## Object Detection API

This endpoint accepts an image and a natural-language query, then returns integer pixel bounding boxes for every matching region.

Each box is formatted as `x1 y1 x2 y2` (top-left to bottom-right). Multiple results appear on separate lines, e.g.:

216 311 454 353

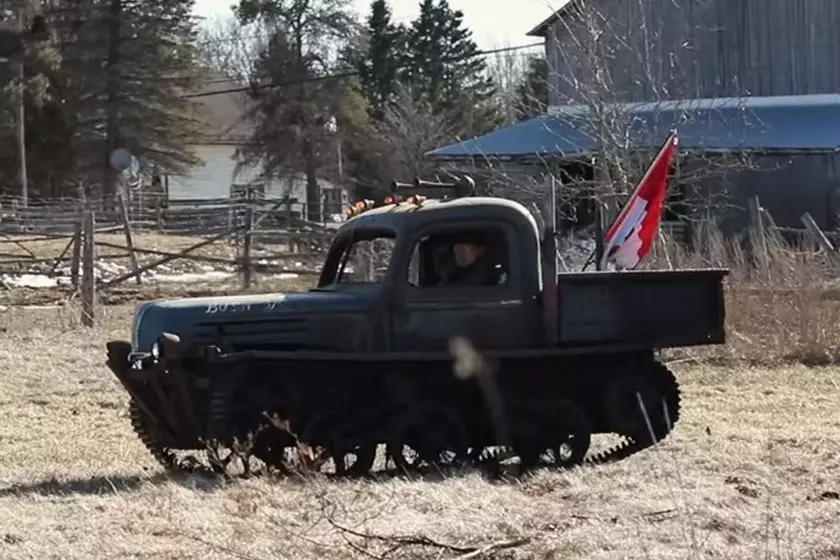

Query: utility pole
1 11 48 206
15 10 27 207
104 0 122 205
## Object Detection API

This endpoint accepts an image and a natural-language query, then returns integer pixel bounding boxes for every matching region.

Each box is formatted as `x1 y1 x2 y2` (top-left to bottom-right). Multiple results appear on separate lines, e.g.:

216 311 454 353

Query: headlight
152 332 182 363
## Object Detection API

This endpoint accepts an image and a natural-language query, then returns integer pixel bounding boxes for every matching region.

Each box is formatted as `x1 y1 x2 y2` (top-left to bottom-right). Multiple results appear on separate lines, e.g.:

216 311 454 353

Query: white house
164 75 349 220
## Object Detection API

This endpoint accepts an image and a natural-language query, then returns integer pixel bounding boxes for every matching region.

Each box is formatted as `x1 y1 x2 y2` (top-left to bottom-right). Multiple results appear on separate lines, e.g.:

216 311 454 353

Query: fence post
594 200 607 270
117 180 141 284
800 212 835 253
284 195 293 226
284 196 296 254
80 210 96 327
71 218 82 288
241 188 254 290
748 195 768 277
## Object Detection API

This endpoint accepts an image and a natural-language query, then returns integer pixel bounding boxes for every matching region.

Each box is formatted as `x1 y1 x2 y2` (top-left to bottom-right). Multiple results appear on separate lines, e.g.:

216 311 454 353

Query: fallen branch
323 509 531 559
452 538 533 559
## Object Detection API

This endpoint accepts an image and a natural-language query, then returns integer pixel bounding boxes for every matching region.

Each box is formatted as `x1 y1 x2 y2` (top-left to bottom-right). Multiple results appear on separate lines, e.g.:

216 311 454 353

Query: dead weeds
650 224 840 366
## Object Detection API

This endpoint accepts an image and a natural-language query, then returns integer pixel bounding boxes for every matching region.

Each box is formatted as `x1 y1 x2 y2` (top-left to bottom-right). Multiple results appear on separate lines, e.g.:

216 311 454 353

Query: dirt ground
0 306 837 559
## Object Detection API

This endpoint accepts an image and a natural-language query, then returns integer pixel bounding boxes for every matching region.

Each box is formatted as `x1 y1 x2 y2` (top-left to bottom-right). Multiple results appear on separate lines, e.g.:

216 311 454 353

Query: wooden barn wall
676 152 840 235
545 0 840 105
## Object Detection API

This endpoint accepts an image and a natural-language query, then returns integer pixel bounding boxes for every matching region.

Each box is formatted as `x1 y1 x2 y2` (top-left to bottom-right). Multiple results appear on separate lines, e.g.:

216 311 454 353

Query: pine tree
355 0 406 121
234 0 355 221
1 0 205 198
400 0 500 136
101 0 205 197
0 4 62 197
515 55 548 121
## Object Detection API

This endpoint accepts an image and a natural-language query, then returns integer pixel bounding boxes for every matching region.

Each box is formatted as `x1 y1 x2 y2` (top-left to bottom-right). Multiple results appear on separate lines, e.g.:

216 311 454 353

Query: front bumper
106 339 211 450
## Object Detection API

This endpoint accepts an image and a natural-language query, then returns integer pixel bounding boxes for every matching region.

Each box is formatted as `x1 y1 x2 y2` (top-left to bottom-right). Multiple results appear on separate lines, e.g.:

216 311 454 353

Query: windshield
324 231 397 286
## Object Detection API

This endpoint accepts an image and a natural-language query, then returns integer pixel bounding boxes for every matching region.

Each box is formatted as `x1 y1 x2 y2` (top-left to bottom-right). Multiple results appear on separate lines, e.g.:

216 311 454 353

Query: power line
185 41 544 99
197 33 268 47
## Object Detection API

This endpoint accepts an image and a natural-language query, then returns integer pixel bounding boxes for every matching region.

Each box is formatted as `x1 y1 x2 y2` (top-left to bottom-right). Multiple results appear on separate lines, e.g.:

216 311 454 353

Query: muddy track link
129 398 222 475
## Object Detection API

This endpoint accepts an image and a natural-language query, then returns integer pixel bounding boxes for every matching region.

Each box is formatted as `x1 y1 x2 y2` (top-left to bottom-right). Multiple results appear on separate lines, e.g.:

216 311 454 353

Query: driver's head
452 233 486 268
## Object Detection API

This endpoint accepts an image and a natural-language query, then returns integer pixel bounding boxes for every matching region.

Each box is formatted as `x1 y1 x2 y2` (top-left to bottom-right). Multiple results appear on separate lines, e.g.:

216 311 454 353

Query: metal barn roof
527 0 577 37
427 94 840 160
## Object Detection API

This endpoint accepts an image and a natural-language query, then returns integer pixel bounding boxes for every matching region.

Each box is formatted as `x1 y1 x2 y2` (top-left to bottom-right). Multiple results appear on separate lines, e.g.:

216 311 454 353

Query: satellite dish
109 148 133 172
128 154 140 176
125 155 142 188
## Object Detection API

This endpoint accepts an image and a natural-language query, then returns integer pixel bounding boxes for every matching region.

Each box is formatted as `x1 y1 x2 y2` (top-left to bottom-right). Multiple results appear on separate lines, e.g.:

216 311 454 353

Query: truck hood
131 290 373 353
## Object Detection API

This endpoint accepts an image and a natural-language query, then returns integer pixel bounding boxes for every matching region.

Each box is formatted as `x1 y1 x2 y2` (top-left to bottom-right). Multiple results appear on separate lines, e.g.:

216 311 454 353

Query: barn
427 0 840 235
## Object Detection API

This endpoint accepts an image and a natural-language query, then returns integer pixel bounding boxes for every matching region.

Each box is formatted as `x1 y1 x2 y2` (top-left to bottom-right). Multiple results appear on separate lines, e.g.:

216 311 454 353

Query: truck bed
555 268 728 349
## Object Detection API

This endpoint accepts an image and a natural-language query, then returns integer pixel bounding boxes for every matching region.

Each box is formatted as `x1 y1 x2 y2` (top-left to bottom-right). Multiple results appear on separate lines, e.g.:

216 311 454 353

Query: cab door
389 220 538 352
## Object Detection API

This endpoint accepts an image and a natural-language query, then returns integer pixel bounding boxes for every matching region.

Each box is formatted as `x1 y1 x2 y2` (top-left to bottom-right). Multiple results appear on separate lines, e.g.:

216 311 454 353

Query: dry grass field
0 227 838 559
0 307 838 559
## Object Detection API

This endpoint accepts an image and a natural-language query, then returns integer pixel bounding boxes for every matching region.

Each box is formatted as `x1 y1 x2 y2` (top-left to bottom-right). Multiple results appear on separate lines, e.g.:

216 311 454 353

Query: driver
438 233 504 286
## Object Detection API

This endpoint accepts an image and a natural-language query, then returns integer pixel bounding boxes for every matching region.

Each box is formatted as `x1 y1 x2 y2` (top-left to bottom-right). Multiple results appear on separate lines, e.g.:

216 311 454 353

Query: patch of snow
146 271 235 283
1 273 62 288
0 304 63 310
556 233 597 272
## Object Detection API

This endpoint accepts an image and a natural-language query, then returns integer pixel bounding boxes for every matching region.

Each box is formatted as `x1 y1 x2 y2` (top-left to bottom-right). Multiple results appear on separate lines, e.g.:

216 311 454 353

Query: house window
406 226 510 288
230 183 265 200
322 187 345 216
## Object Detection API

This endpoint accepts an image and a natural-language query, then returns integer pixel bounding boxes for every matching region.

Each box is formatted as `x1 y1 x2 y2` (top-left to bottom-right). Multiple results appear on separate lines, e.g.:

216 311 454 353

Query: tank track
585 360 682 466
128 397 222 475
128 398 178 471
125 358 682 478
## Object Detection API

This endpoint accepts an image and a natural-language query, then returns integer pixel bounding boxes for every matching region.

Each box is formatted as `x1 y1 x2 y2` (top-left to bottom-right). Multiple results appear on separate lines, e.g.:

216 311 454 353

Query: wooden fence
0 192 339 237
2 192 839 327
0 193 338 325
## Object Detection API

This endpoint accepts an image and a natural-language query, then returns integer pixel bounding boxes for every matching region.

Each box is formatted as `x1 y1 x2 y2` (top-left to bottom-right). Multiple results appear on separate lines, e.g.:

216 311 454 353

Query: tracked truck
106 177 728 476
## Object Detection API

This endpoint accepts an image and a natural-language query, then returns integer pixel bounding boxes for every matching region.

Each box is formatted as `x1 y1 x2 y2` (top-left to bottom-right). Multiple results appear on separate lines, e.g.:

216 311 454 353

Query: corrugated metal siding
547 0 840 105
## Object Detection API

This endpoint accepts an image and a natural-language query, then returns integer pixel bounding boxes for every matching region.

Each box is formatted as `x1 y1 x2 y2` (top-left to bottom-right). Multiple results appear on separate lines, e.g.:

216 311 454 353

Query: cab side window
406 226 510 288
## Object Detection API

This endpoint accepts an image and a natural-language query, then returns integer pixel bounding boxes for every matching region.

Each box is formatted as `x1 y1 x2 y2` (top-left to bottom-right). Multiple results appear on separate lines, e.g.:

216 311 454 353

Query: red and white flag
599 132 679 271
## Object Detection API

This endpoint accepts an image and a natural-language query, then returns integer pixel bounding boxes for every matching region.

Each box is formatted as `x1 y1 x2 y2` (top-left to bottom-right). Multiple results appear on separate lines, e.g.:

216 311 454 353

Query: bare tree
433 0 761 246
483 45 531 126
365 81 464 184
198 14 267 82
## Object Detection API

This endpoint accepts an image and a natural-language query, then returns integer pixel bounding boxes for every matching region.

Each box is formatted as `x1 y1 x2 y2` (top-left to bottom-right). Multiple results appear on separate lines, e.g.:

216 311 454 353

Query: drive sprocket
586 360 681 465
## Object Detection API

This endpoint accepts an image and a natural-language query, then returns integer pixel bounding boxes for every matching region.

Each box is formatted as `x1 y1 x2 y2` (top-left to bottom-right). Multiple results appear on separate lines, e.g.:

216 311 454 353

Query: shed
426 94 840 234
